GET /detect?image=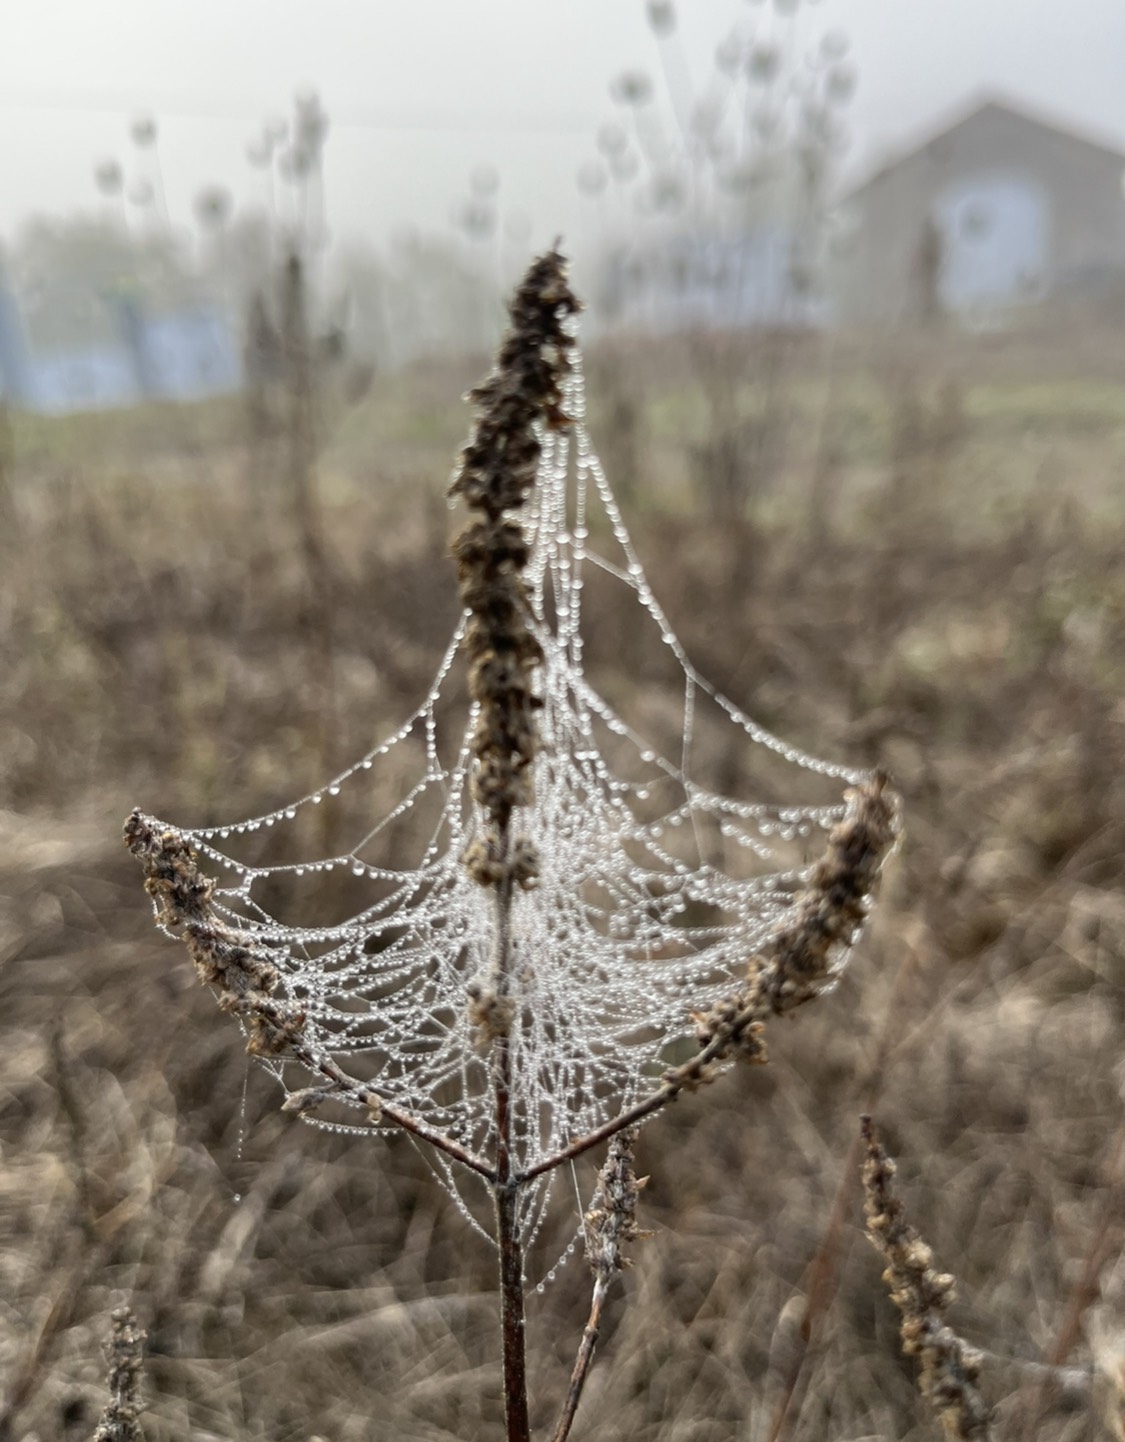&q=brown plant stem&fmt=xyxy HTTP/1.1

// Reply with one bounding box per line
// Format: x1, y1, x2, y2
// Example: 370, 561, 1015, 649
92, 1306, 145, 1442
449, 247, 581, 1442
552, 1275, 610, 1442
493, 860, 531, 1442
861, 1114, 993, 1441
553, 1130, 647, 1442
